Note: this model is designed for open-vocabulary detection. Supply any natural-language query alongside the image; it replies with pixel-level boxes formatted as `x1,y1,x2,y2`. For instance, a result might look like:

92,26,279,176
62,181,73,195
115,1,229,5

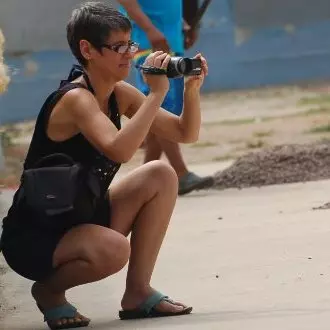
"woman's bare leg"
143,132,189,178
143,132,162,163
109,160,187,312
32,224,130,327
33,160,187,327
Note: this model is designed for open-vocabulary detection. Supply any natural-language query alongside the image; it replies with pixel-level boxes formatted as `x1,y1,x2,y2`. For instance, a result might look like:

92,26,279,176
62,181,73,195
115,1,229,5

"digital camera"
166,57,202,78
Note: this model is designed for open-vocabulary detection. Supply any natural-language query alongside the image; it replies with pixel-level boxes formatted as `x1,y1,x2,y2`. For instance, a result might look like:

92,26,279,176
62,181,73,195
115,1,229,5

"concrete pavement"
1,163,330,329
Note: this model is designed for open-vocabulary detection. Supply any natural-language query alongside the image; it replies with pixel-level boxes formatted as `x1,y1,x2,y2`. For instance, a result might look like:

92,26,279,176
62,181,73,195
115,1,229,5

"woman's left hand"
184,53,208,90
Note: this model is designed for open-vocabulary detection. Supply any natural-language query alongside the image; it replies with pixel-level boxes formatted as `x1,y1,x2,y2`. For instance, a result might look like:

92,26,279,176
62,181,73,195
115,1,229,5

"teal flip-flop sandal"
119,291,193,320
36,302,90,330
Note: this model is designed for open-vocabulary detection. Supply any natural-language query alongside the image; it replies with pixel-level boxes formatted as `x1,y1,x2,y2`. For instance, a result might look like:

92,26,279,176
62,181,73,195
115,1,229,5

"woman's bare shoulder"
114,81,145,116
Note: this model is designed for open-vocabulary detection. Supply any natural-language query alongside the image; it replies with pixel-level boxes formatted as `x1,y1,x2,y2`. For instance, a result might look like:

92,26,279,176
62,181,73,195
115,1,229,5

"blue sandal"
37,302,90,330
119,291,193,320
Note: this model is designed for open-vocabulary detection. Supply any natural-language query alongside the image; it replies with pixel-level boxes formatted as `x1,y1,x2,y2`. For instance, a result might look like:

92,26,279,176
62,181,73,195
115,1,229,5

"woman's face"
81,30,139,81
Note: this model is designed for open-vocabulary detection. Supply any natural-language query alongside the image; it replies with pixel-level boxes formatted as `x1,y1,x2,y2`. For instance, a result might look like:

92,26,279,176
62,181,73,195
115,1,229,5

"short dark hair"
67,1,131,66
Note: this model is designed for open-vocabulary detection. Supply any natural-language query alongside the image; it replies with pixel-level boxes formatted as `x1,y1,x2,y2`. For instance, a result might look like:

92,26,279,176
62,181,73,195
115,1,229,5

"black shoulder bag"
21,153,101,230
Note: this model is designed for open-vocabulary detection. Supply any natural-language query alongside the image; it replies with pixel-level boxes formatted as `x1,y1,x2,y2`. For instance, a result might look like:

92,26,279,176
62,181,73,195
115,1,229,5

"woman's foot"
31,282,90,329
121,286,190,314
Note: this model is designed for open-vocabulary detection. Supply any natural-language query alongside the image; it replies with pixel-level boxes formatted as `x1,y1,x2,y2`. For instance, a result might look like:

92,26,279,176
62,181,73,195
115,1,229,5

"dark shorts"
1,194,111,282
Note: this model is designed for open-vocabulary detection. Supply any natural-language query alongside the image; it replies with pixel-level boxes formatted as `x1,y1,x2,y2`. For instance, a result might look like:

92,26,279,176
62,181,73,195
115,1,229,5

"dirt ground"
1,81,330,187
1,81,330,325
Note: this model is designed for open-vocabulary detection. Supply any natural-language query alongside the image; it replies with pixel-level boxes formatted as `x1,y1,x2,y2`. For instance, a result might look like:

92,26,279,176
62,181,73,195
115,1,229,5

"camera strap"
136,65,167,75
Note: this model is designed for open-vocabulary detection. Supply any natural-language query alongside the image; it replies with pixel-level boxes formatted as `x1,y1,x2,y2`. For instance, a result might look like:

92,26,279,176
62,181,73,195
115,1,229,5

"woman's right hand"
142,51,171,95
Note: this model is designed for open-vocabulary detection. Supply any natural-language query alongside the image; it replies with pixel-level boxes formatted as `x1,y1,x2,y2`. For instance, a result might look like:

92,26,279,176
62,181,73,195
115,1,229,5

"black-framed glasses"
101,41,139,54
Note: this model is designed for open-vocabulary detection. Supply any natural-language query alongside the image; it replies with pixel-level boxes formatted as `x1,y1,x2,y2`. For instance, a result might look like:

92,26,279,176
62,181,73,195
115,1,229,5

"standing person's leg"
134,53,164,162
143,132,162,163
154,135,214,195
133,52,186,173
134,52,214,195
156,75,214,195
153,76,189,178
156,137,188,177
143,79,188,177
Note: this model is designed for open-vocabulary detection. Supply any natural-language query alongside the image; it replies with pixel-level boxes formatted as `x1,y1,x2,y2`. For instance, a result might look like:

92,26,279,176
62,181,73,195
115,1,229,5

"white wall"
0,0,117,52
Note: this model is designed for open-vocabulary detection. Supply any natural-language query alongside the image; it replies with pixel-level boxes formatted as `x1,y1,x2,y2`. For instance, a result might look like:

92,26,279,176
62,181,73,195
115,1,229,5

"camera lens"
167,57,186,78
177,59,187,74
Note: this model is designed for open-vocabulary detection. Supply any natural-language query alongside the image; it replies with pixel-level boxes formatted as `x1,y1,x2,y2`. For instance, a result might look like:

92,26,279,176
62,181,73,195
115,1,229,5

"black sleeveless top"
23,65,122,194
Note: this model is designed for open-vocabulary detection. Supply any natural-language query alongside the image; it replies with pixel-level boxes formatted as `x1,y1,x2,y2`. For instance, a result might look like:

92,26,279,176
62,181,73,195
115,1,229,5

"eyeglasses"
101,41,139,54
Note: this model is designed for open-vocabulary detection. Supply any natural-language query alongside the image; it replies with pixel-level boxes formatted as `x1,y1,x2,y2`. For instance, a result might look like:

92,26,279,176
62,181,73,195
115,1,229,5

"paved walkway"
1,163,330,329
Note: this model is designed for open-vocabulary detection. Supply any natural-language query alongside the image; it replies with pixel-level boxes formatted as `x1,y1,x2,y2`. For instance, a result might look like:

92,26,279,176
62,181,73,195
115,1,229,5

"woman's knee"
87,230,130,275
146,160,178,191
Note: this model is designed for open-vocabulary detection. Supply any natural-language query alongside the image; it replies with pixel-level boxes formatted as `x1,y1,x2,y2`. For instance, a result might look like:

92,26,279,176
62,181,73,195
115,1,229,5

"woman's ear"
79,39,93,62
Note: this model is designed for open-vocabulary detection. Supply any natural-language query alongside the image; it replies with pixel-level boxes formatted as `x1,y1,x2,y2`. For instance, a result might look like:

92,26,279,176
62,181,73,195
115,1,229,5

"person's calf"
124,162,178,296
156,137,188,177
143,133,162,163
48,226,131,293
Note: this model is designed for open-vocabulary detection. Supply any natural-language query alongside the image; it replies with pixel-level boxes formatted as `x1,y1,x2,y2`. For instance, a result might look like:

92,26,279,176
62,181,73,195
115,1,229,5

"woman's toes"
75,317,84,324
171,300,187,308
60,318,67,325
77,313,90,323
53,317,84,327
158,300,184,313
54,320,63,327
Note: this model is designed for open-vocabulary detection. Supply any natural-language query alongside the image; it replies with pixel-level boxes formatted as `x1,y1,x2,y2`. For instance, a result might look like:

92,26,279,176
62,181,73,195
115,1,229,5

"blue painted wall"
1,0,330,124
187,0,330,90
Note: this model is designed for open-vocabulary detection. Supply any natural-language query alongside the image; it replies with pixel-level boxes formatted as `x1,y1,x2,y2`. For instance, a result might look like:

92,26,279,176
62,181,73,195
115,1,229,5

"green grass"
246,139,266,149
253,130,273,138
191,141,218,148
308,123,330,134
204,102,330,130
212,154,234,162
204,118,255,126
203,106,330,128
301,106,330,116
298,95,330,106
228,139,244,144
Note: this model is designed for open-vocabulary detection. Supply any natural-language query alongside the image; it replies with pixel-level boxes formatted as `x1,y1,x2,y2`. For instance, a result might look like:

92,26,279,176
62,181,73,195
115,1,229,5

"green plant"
253,130,273,138
308,123,330,134
191,141,217,148
246,139,266,149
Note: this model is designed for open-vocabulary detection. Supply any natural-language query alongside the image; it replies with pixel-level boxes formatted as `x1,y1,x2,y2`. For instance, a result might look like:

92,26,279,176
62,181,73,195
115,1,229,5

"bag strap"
62,64,120,129
82,71,95,94
33,153,76,168
61,64,94,94
109,92,121,130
